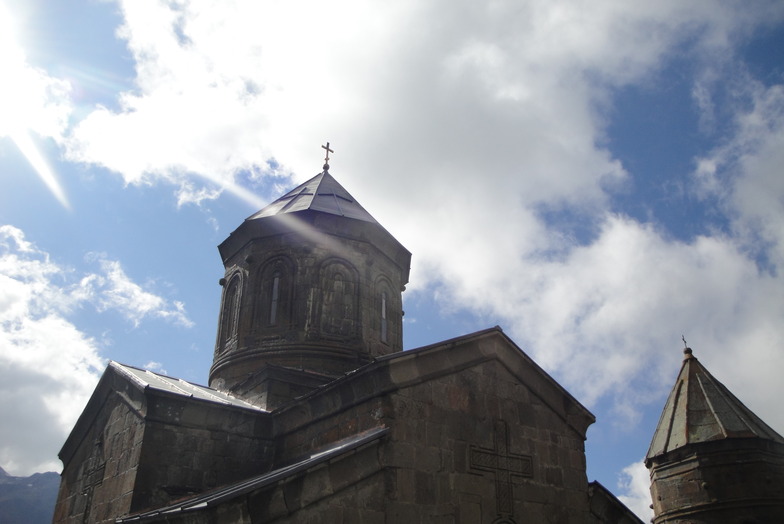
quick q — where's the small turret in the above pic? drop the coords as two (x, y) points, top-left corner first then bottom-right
(646, 346), (784, 523)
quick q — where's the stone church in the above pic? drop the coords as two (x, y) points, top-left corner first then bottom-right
(53, 157), (784, 523)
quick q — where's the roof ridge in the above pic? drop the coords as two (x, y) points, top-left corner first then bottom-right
(694, 372), (728, 438)
(109, 361), (267, 412)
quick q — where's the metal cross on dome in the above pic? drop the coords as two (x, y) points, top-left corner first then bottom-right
(322, 142), (334, 170)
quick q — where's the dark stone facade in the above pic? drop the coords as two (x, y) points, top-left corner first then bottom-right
(263, 329), (598, 523)
(53, 364), (274, 522)
(648, 439), (784, 523)
(54, 170), (644, 523)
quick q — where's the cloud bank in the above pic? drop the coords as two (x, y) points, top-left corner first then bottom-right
(0, 226), (191, 475)
(63, 0), (784, 423)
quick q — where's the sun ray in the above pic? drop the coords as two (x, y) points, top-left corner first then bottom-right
(11, 130), (71, 210)
(0, 1), (72, 210)
(206, 174), (267, 209)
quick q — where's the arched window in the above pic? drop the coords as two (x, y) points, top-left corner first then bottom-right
(320, 261), (358, 337)
(255, 258), (294, 332)
(219, 274), (241, 351)
(269, 272), (280, 325)
(375, 276), (398, 350)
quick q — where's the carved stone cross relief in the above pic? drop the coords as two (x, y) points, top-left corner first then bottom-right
(469, 419), (533, 523)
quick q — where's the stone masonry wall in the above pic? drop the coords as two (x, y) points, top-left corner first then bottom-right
(272, 353), (592, 524)
(129, 393), (274, 514)
(275, 394), (390, 464)
(128, 439), (387, 524)
(250, 442), (387, 523)
(650, 439), (784, 523)
(53, 391), (145, 524)
(381, 359), (591, 524)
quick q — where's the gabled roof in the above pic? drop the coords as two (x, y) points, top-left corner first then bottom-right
(59, 362), (268, 469)
(276, 326), (596, 439)
(109, 362), (265, 411)
(246, 171), (377, 224)
(646, 348), (784, 463)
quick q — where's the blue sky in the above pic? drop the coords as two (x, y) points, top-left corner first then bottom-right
(2, 1), (784, 519)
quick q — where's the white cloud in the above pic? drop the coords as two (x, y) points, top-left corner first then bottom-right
(0, 227), (102, 475)
(617, 460), (654, 522)
(0, 226), (191, 475)
(143, 361), (167, 375)
(412, 207), (784, 434)
(58, 1), (784, 433)
(0, 2), (71, 141)
(62, 0), (783, 202)
(82, 254), (193, 327)
(694, 82), (784, 267)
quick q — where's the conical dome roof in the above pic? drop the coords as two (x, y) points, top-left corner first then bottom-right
(646, 347), (784, 464)
(247, 171), (377, 223)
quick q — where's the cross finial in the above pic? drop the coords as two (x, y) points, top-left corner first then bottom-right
(321, 142), (334, 171)
(682, 335), (694, 359)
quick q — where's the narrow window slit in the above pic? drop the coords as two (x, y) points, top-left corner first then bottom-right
(269, 274), (280, 325)
(381, 291), (388, 343)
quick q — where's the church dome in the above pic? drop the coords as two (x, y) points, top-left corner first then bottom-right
(209, 166), (411, 410)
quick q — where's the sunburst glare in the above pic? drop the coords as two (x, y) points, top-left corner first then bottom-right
(0, 1), (72, 209)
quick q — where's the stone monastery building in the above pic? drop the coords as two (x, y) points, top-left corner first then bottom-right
(54, 158), (784, 523)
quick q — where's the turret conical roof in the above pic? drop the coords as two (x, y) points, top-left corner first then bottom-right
(646, 347), (784, 464)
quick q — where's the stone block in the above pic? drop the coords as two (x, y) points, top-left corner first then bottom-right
(394, 468), (416, 502)
(386, 502), (421, 524)
(414, 471), (436, 505)
(415, 446), (442, 473)
(389, 441), (418, 468)
(300, 465), (333, 507)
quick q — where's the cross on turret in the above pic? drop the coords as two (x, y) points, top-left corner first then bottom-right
(322, 142), (334, 171)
